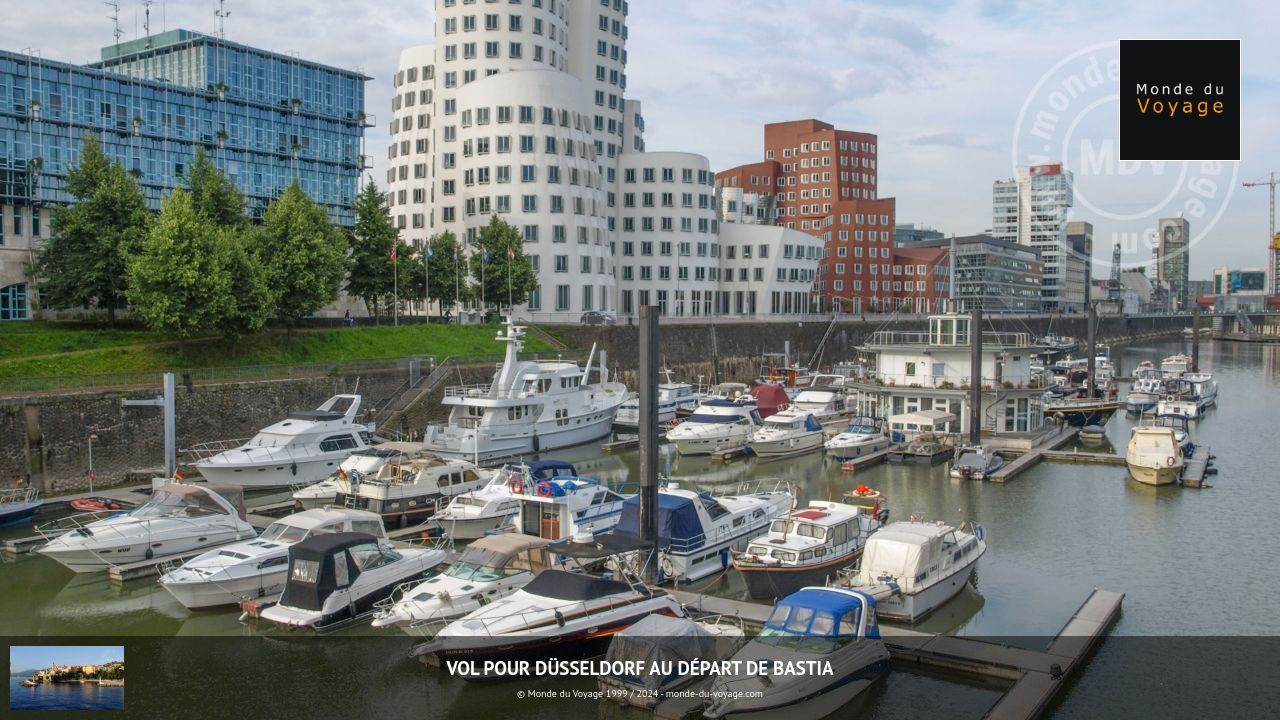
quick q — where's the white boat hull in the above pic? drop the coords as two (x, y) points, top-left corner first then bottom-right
(670, 426), (755, 456)
(825, 437), (890, 459)
(38, 526), (252, 574)
(1127, 463), (1182, 486)
(873, 554), (980, 623)
(750, 432), (824, 458)
(197, 456), (347, 488)
(427, 512), (514, 540)
(424, 410), (621, 464)
(161, 568), (287, 609)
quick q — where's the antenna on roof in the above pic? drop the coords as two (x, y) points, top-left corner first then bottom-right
(215, 0), (231, 39)
(105, 1), (123, 46)
(142, 0), (154, 46)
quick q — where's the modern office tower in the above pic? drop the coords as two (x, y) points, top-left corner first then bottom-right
(0, 31), (369, 320)
(992, 163), (1082, 311)
(894, 223), (945, 247)
(1155, 217), (1190, 311)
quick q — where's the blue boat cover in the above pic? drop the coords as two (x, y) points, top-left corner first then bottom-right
(764, 588), (878, 638)
(613, 493), (704, 551)
(803, 414), (823, 433)
(526, 460), (576, 479)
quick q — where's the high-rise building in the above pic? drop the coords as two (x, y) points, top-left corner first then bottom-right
(0, 31), (369, 321)
(717, 119), (897, 314)
(992, 163), (1084, 311)
(1066, 220), (1094, 306)
(1155, 217), (1190, 311)
(910, 235), (1043, 313)
(894, 223), (944, 247)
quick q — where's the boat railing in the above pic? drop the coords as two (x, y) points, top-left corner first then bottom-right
(34, 510), (240, 543)
(443, 383), (506, 399)
(0, 487), (39, 505)
(182, 438), (251, 462)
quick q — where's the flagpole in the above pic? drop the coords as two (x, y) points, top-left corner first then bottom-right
(393, 244), (399, 327)
(507, 242), (513, 309)
(481, 251), (486, 313)
(424, 242), (430, 320)
(454, 243), (460, 319)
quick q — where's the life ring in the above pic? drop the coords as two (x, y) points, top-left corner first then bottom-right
(1166, 395), (1176, 401)
(1166, 456), (1175, 467)
(854, 484), (874, 496)
(535, 481), (554, 497)
(508, 476), (524, 494)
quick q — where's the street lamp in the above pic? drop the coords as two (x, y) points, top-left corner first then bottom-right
(87, 434), (99, 493)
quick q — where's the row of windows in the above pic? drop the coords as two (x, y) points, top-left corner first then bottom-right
(619, 216), (717, 234)
(621, 191), (712, 209)
(619, 239), (718, 257)
(618, 265), (719, 282)
(622, 166), (712, 186)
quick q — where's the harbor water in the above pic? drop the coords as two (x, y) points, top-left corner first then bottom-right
(8, 677), (125, 711)
(3, 337), (1280, 718)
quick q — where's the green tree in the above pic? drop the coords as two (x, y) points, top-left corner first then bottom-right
(260, 181), (347, 329)
(35, 135), (149, 324)
(184, 147), (247, 227)
(424, 231), (472, 317)
(467, 215), (539, 311)
(345, 181), (400, 321)
(125, 190), (234, 349)
(214, 227), (274, 343)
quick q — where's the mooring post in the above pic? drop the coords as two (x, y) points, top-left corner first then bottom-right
(969, 308), (982, 446)
(638, 306), (660, 584)
(1191, 304), (1201, 372)
(1087, 303), (1097, 398)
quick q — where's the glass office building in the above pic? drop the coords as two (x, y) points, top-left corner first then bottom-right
(0, 30), (370, 320)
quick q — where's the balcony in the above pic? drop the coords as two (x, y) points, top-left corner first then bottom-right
(864, 330), (1036, 348)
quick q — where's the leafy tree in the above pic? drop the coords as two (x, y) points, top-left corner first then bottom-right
(35, 135), (148, 324)
(467, 215), (539, 310)
(214, 227), (274, 343)
(423, 231), (472, 317)
(345, 181), (400, 321)
(125, 190), (234, 349)
(260, 181), (347, 329)
(184, 147), (247, 227)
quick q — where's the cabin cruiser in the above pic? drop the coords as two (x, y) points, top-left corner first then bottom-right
(949, 445), (1005, 480)
(887, 433), (955, 464)
(371, 534), (553, 631)
(409, 568), (686, 667)
(667, 400), (764, 456)
(510, 461), (633, 541)
(0, 486), (42, 527)
(1126, 427), (1184, 486)
(291, 444), (436, 510)
(1154, 413), (1194, 456)
(1182, 372), (1218, 408)
(1161, 353), (1192, 378)
(1124, 372), (1166, 413)
(703, 587), (890, 720)
(599, 613), (747, 710)
(705, 382), (752, 402)
(425, 462), (539, 539)
(336, 455), (487, 528)
(1038, 333), (1080, 356)
(192, 395), (373, 488)
(758, 362), (820, 397)
(1044, 395), (1122, 427)
(1155, 378), (1209, 418)
(614, 375), (700, 429)
(749, 411), (825, 458)
(839, 519), (986, 623)
(158, 508), (388, 609)
(748, 383), (792, 418)
(734, 500), (884, 599)
(258, 531), (447, 631)
(610, 482), (792, 583)
(785, 386), (853, 431)
(37, 483), (256, 573)
(825, 416), (890, 459)
(422, 318), (628, 463)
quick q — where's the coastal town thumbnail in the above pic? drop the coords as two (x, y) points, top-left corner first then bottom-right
(10, 646), (124, 711)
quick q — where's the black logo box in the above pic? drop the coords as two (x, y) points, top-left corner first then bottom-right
(1119, 39), (1240, 161)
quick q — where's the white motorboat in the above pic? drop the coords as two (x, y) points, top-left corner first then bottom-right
(425, 462), (536, 539)
(1126, 426), (1184, 485)
(839, 519), (986, 623)
(1154, 413), (1194, 456)
(158, 508), (389, 609)
(949, 445), (1005, 480)
(704, 382), (752, 402)
(291, 443), (436, 510)
(703, 587), (890, 719)
(825, 416), (890, 459)
(1155, 378), (1207, 418)
(611, 482), (793, 583)
(336, 454), (488, 528)
(422, 318), (628, 463)
(667, 399), (764, 456)
(599, 613), (747, 710)
(785, 385), (853, 431)
(0, 486), (42, 527)
(614, 373), (700, 429)
(37, 483), (256, 573)
(1124, 372), (1166, 413)
(370, 534), (553, 630)
(193, 395), (373, 488)
(510, 461), (633, 541)
(257, 531), (447, 631)
(748, 411), (825, 458)
(1183, 372), (1218, 408)
(409, 568), (686, 668)
(734, 499), (884, 599)
(1161, 353), (1192, 378)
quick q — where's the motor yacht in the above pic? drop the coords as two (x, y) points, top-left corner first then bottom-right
(614, 373), (700, 429)
(1154, 413), (1194, 456)
(949, 445), (1005, 480)
(370, 534), (553, 630)
(158, 508), (388, 609)
(825, 416), (890, 459)
(734, 500), (884, 600)
(785, 386), (853, 431)
(336, 454), (487, 528)
(703, 587), (890, 719)
(749, 411), (825, 458)
(0, 486), (42, 527)
(192, 395), (372, 488)
(424, 462), (547, 539)
(667, 400), (764, 456)
(1161, 353), (1192, 378)
(838, 519), (986, 623)
(257, 531), (447, 631)
(1124, 372), (1166, 413)
(610, 482), (792, 583)
(422, 318), (628, 463)
(509, 461), (633, 541)
(409, 568), (686, 667)
(291, 443), (436, 510)
(1126, 426), (1184, 486)
(37, 483), (256, 573)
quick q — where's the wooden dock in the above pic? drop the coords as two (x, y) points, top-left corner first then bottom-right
(989, 428), (1080, 482)
(601, 432), (667, 454)
(835, 447), (893, 471)
(666, 587), (1123, 720)
(1181, 445), (1214, 488)
(710, 445), (752, 462)
(1039, 449), (1126, 465)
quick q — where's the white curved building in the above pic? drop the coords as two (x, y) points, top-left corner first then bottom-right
(387, 44), (437, 315)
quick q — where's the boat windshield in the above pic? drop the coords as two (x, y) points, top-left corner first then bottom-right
(441, 545), (521, 582)
(769, 519), (825, 538)
(132, 489), (226, 519)
(686, 413), (739, 424)
(843, 422), (878, 435)
(757, 604), (862, 652)
(260, 522), (310, 543)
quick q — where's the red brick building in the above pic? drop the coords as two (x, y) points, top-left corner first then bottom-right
(716, 119), (897, 313)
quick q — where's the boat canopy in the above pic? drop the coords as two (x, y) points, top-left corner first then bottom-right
(150, 483), (246, 519)
(525, 460), (577, 479)
(280, 531), (378, 611)
(521, 569), (634, 601)
(459, 534), (551, 572)
(764, 587), (878, 639)
(614, 493), (706, 551)
(750, 384), (790, 416)
(604, 614), (746, 692)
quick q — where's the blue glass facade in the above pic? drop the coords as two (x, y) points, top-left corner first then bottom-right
(0, 30), (369, 225)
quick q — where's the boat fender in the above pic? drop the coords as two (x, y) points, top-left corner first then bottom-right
(291, 461), (298, 476)
(975, 525), (984, 541)
(719, 547), (730, 569)
(144, 548), (154, 560)
(659, 553), (676, 580)
(532, 434), (540, 454)
(554, 609), (565, 628)
(535, 481), (554, 497)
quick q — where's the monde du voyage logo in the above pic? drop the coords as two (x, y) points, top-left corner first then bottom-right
(1120, 39), (1240, 161)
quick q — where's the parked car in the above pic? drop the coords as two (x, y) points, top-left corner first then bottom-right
(580, 311), (617, 326)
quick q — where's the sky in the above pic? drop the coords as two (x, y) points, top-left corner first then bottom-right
(3, 0), (1277, 280)
(10, 645), (124, 673)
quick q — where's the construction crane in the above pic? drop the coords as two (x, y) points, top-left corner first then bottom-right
(1242, 172), (1278, 294)
(1108, 243), (1123, 302)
